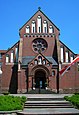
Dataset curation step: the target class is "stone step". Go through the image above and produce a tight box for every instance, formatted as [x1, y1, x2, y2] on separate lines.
[24, 100, 73, 108]
[24, 104, 73, 108]
[17, 108, 79, 115]
[25, 100, 70, 104]
[24, 106, 73, 108]
[24, 102, 73, 106]
[27, 97, 65, 101]
[25, 103, 71, 105]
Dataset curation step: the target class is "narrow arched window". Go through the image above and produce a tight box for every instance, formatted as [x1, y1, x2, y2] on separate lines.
[15, 47, 18, 62]
[43, 20, 47, 33]
[34, 59, 38, 65]
[59, 61, 62, 70]
[26, 25, 30, 33]
[0, 53, 2, 59]
[18, 61, 21, 70]
[49, 26, 54, 33]
[37, 15, 42, 33]
[10, 51, 14, 63]
[0, 62, 2, 74]
[6, 54, 9, 63]
[65, 51, 69, 63]
[38, 56, 42, 65]
[70, 54, 74, 63]
[52, 71, 55, 76]
[32, 21, 35, 33]
[60, 46, 64, 63]
[43, 59, 46, 65]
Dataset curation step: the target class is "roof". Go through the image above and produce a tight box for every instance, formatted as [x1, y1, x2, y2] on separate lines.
[22, 56, 35, 66]
[59, 40, 75, 55]
[21, 56, 58, 66]
[19, 9, 60, 31]
[46, 56, 58, 65]
[5, 41, 20, 54]
[0, 50, 7, 54]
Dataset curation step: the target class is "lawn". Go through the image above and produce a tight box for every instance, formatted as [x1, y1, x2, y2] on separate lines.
[0, 95, 26, 111]
[64, 93, 79, 109]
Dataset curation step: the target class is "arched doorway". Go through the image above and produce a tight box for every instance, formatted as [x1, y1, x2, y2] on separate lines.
[35, 70, 46, 89]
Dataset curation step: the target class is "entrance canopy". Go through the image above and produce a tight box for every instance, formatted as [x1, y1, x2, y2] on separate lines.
[21, 53, 58, 69]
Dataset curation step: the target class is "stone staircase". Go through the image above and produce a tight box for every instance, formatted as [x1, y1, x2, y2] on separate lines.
[24, 101, 73, 109]
[17, 94, 79, 115]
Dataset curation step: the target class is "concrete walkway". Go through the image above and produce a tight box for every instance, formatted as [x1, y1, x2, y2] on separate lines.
[18, 108, 79, 115]
[10, 93, 72, 98]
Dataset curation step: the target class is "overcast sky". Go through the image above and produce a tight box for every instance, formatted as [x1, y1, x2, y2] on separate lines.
[0, 0, 79, 54]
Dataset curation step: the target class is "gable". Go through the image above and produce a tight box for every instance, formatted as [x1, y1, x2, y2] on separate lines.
[19, 9, 60, 37]
[21, 53, 58, 67]
[29, 53, 52, 65]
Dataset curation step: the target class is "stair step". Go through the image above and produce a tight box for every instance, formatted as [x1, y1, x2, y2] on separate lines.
[17, 108, 79, 115]
[17, 112, 79, 115]
[27, 98, 64, 101]
[24, 105, 72, 107]
[25, 101, 70, 104]
[24, 100, 73, 108]
[24, 97, 73, 109]
[24, 106, 73, 108]
[25, 104, 72, 106]
[25, 103, 72, 106]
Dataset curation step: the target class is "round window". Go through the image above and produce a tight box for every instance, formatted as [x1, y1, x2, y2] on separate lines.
[32, 38, 48, 53]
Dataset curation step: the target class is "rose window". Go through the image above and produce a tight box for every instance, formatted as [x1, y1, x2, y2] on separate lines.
[32, 38, 48, 53]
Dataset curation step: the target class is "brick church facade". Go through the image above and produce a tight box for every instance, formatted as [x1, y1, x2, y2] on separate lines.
[0, 9, 79, 94]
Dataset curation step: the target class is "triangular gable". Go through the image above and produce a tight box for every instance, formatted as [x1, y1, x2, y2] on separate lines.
[28, 52, 57, 65]
[19, 9, 60, 32]
[21, 53, 58, 67]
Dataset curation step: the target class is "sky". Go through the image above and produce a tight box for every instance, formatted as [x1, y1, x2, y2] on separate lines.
[0, 0, 79, 54]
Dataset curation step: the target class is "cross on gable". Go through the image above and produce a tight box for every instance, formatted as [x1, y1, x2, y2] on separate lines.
[38, 7, 41, 10]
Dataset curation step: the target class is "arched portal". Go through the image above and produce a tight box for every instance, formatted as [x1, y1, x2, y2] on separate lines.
[35, 70, 46, 89]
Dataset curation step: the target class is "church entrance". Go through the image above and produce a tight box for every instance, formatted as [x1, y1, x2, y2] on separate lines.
[35, 70, 46, 89]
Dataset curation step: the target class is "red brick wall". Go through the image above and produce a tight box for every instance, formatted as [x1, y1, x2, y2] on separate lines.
[59, 63, 79, 93]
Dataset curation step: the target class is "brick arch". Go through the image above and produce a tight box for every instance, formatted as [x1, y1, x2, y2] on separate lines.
[30, 65, 50, 78]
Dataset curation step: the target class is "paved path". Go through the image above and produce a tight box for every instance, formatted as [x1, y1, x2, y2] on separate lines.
[19, 108, 79, 115]
[10, 93, 72, 98]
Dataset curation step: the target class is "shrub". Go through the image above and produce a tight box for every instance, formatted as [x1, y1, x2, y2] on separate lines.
[64, 96, 68, 100]
[0, 95, 26, 111]
[64, 94, 79, 109]
[21, 96, 27, 103]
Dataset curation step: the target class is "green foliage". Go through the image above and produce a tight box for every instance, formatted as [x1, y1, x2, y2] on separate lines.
[0, 95, 26, 111]
[64, 94, 79, 109]
[21, 96, 27, 103]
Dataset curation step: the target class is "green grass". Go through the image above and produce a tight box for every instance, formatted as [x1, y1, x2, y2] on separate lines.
[0, 95, 26, 111]
[64, 94, 79, 109]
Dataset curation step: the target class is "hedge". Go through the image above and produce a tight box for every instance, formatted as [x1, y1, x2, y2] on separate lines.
[0, 95, 26, 111]
[64, 94, 79, 109]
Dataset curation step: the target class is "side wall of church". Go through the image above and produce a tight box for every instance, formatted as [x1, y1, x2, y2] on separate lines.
[1, 42, 19, 93]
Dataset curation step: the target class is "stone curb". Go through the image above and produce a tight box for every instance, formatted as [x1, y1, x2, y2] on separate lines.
[0, 110, 22, 114]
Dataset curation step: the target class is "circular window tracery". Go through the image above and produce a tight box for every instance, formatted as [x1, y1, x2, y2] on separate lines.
[32, 38, 48, 53]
